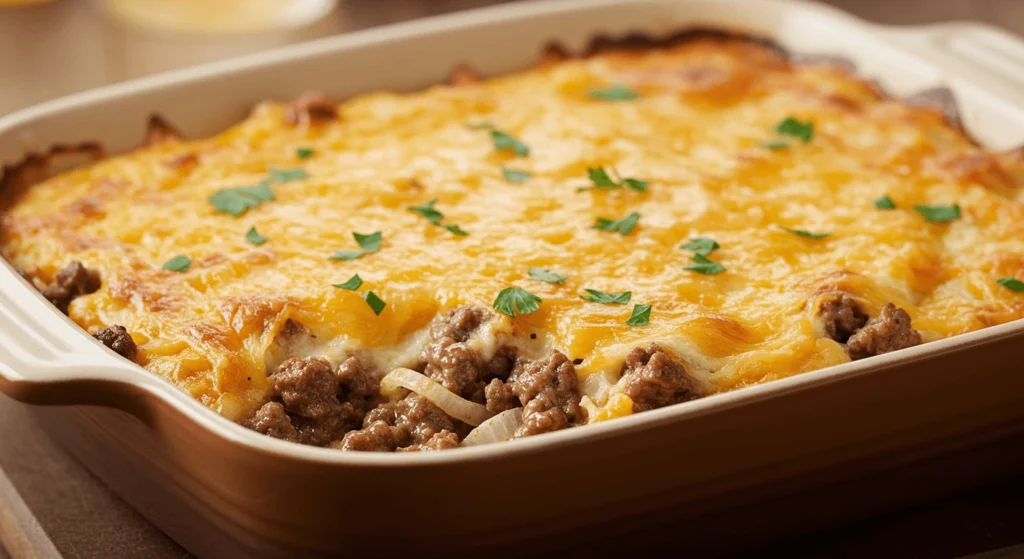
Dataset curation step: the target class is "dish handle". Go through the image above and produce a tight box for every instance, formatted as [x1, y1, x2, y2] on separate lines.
[878, 22, 1024, 101]
[0, 268, 143, 407]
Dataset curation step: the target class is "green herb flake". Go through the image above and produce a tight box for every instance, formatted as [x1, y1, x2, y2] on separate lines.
[330, 250, 365, 261]
[588, 85, 639, 101]
[775, 117, 814, 143]
[466, 121, 494, 130]
[210, 166, 310, 217]
[407, 199, 467, 236]
[490, 129, 530, 157]
[592, 212, 641, 235]
[502, 168, 531, 183]
[915, 204, 961, 223]
[580, 289, 632, 305]
[330, 231, 383, 261]
[493, 287, 543, 317]
[580, 167, 648, 192]
[997, 277, 1024, 292]
[268, 166, 309, 183]
[245, 226, 268, 246]
[625, 304, 652, 327]
[623, 178, 649, 192]
[528, 267, 567, 284]
[162, 255, 191, 272]
[296, 147, 315, 160]
[442, 224, 469, 236]
[873, 195, 896, 210]
[684, 253, 726, 275]
[678, 237, 719, 256]
[209, 183, 275, 217]
[364, 291, 387, 315]
[759, 140, 790, 150]
[587, 167, 619, 188]
[781, 226, 831, 239]
[353, 231, 382, 253]
[408, 199, 444, 223]
[333, 274, 363, 290]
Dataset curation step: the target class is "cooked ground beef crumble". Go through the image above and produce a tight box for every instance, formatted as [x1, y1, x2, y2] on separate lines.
[818, 292, 870, 344]
[620, 343, 694, 413]
[42, 261, 101, 314]
[93, 325, 138, 362]
[816, 297, 922, 361]
[847, 303, 923, 360]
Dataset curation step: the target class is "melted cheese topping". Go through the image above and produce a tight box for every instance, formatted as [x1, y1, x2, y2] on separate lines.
[3, 38, 1024, 422]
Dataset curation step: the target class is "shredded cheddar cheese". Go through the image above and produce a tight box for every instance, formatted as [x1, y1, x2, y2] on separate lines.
[3, 37, 1024, 424]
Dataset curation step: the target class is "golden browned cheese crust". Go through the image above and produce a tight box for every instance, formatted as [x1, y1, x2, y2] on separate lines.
[3, 35, 1024, 423]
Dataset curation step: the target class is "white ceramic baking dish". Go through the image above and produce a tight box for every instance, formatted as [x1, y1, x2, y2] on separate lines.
[2, 1, 1024, 557]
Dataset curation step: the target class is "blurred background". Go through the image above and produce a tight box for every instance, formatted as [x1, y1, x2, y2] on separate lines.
[1, 0, 1023, 116]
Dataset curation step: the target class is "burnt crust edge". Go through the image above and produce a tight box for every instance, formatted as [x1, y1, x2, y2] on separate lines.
[144, 113, 184, 146]
[581, 27, 789, 58]
[0, 142, 105, 209]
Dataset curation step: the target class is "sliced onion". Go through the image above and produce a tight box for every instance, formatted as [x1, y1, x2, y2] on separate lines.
[380, 367, 492, 426]
[462, 408, 524, 447]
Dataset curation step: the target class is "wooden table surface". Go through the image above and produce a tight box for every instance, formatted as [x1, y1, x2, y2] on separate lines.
[1, 1, 1023, 558]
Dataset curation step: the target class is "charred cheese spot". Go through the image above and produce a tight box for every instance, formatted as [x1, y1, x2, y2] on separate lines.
[3, 36, 1023, 423]
[144, 114, 184, 146]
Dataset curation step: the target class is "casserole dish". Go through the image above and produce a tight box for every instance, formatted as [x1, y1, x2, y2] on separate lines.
[2, 0, 1024, 556]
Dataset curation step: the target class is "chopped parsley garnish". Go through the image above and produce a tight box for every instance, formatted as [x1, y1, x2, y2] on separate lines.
[210, 183, 275, 216]
[467, 123, 529, 156]
[490, 129, 530, 157]
[626, 304, 652, 326]
[625, 179, 652, 192]
[759, 140, 791, 150]
[528, 267, 567, 284]
[781, 226, 831, 239]
[997, 277, 1024, 292]
[760, 117, 814, 149]
[684, 253, 726, 275]
[268, 166, 309, 183]
[502, 168, 531, 183]
[353, 231, 382, 252]
[364, 291, 387, 315]
[493, 287, 542, 317]
[245, 226, 268, 246]
[593, 212, 640, 235]
[776, 117, 814, 143]
[162, 255, 191, 272]
[588, 85, 639, 101]
[407, 199, 468, 236]
[333, 274, 363, 290]
[330, 231, 382, 261]
[678, 237, 719, 256]
[873, 195, 896, 209]
[442, 224, 469, 236]
[210, 166, 309, 216]
[580, 289, 631, 304]
[296, 147, 315, 159]
[579, 167, 648, 192]
[587, 167, 619, 188]
[915, 204, 961, 223]
[408, 199, 444, 222]
[329, 250, 363, 261]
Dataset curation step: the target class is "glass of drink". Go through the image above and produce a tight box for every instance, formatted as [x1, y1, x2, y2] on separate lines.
[99, 0, 337, 34]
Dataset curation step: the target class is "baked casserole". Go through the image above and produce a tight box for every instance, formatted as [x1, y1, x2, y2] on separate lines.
[3, 32, 1023, 452]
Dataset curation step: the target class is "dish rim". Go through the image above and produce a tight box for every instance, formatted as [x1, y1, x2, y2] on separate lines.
[2, 0, 1024, 467]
